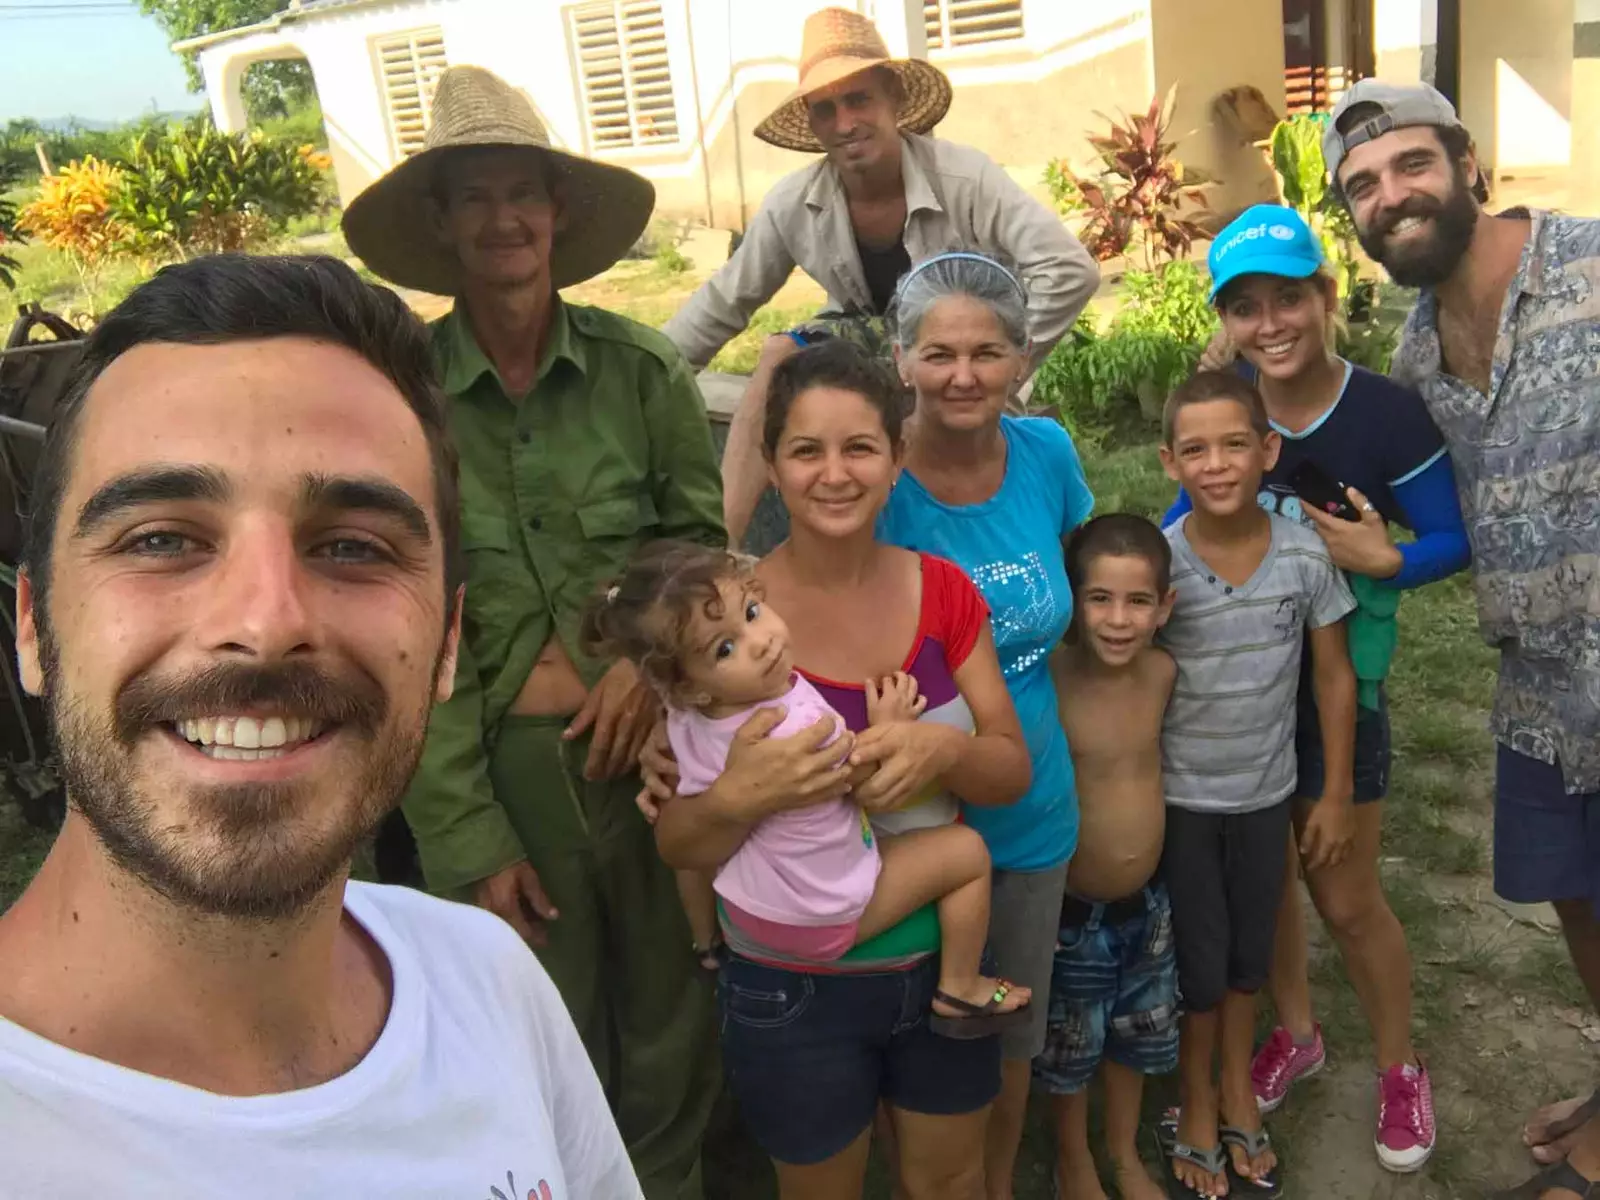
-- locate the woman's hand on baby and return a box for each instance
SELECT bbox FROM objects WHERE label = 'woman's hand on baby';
[1303,485,1405,579]
[864,671,927,725]
[721,706,856,820]
[848,722,962,813]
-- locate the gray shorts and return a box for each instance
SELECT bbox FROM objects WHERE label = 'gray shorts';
[988,861,1071,1060]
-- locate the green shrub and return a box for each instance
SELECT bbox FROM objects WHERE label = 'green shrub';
[1033,261,1218,446]
[112,118,329,257]
[653,242,692,276]
[0,162,24,290]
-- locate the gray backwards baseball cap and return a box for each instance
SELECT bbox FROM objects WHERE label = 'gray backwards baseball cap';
[1324,80,1465,181]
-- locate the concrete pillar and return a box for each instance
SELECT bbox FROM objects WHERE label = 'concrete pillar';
[875,0,930,59]
[1374,0,1428,84]
[1576,0,1600,212]
[201,50,249,134]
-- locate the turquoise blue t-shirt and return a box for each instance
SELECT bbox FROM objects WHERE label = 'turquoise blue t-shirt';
[877,416,1095,871]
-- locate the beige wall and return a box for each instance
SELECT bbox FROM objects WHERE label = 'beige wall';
[652,33,1156,229]
[936,36,1153,200]
[1576,1,1600,211]
[1461,0,1574,172]
[1149,0,1287,218]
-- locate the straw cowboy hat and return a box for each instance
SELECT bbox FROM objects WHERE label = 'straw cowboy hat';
[343,65,655,296]
[754,7,953,153]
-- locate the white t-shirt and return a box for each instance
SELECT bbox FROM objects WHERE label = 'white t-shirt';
[0,881,643,1200]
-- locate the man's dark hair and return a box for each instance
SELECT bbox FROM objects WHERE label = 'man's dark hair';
[1162,370,1271,446]
[22,253,462,623]
[1066,513,1173,596]
[763,338,908,459]
[1331,101,1490,205]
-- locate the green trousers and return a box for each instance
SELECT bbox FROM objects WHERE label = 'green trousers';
[489,715,718,1200]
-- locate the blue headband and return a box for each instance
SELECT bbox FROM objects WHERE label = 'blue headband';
[892,251,1027,309]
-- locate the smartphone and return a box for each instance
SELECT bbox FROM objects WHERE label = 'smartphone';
[1289,460,1362,522]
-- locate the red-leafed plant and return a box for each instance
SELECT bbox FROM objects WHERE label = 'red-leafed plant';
[1045,85,1215,271]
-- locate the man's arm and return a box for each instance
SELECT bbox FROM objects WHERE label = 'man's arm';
[974,155,1100,373]
[401,638,526,895]
[661,205,798,372]
[645,348,730,548]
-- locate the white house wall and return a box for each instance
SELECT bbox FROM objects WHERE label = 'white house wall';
[195,0,1161,227]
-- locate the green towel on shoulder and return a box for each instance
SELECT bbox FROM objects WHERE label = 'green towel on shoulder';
[1346,573,1400,711]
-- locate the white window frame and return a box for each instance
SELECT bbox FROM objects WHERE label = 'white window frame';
[372,26,449,160]
[567,0,683,153]
[923,0,1026,54]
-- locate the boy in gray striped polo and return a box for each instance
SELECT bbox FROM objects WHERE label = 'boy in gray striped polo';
[1154,371,1357,1200]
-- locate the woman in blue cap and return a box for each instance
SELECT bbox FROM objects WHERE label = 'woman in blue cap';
[1165,203,1469,1177]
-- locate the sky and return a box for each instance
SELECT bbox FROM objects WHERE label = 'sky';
[0,1,203,124]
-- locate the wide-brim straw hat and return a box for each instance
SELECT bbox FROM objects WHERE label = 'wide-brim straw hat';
[343,65,655,296]
[754,7,952,153]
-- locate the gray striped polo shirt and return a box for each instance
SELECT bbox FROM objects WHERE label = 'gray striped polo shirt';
[1159,513,1356,814]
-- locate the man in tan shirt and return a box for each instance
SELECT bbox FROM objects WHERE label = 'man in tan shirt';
[662,7,1099,551]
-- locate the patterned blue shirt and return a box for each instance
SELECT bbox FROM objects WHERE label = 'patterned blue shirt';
[1391,210,1600,794]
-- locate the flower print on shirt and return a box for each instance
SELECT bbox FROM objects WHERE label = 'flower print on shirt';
[488,1172,554,1200]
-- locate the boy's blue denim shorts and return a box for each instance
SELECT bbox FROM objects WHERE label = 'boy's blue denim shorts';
[718,952,1001,1165]
[1032,884,1180,1095]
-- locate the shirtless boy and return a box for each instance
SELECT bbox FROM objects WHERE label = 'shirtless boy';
[1035,514,1179,1200]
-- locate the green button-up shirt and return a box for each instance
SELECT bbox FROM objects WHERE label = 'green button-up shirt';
[403,301,726,893]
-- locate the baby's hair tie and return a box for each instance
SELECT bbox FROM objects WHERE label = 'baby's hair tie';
[605,586,620,603]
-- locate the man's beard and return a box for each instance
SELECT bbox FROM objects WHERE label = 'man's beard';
[1355,164,1480,288]
[43,643,434,922]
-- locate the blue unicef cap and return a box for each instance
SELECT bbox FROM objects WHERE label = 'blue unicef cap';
[1206,204,1324,301]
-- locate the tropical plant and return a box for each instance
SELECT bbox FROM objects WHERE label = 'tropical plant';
[1034,261,1218,445]
[0,162,25,291]
[1044,86,1215,271]
[17,158,131,289]
[1268,114,1368,312]
[112,119,329,256]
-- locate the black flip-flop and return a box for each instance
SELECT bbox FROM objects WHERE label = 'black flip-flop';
[1494,1159,1600,1199]
[928,980,1031,1040]
[1221,1125,1283,1198]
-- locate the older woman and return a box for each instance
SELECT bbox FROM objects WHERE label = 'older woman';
[880,252,1096,1197]
[653,338,1032,1199]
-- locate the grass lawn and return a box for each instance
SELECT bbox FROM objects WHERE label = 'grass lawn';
[1,249,1591,1199]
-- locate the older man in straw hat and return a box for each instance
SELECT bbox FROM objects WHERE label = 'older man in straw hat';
[663,6,1099,552]
[342,66,725,1200]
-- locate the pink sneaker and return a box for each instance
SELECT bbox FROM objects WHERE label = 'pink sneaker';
[1376,1061,1436,1173]
[1251,1024,1326,1114]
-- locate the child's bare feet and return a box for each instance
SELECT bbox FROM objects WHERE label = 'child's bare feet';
[1111,1156,1166,1200]
[1056,1156,1108,1200]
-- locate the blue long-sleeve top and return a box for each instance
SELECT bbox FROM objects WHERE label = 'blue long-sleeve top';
[1159,362,1470,589]
[1162,453,1469,589]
